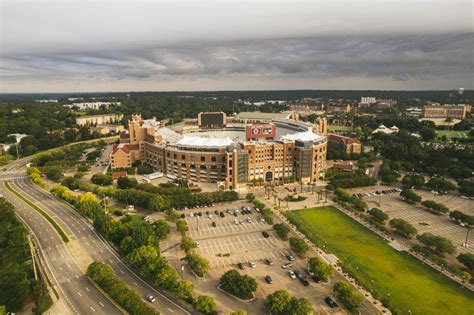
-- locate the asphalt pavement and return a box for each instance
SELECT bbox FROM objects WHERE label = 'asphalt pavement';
[0,177,122,315]
[10,177,191,315]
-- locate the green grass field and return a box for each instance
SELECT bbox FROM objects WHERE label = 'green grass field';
[285,207,474,315]
[328,125,351,132]
[436,130,469,139]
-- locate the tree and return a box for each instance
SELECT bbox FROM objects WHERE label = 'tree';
[449,210,474,225]
[389,218,417,238]
[220,270,258,300]
[333,281,363,311]
[400,189,421,204]
[457,253,474,273]
[426,178,456,192]
[273,223,290,240]
[230,311,248,315]
[402,174,425,188]
[186,253,210,277]
[180,236,196,254]
[417,233,456,256]
[176,220,188,235]
[76,192,103,219]
[172,280,194,300]
[126,246,159,279]
[153,220,170,240]
[264,290,292,315]
[421,200,449,215]
[246,193,255,201]
[308,256,334,282]
[289,237,309,257]
[147,195,167,212]
[193,295,216,315]
[46,166,63,182]
[63,129,78,142]
[286,297,314,315]
[117,176,138,189]
[368,208,389,223]
[91,173,112,186]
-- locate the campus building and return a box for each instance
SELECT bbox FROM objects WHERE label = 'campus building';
[327,134,361,154]
[75,114,123,126]
[111,113,328,190]
[422,104,469,120]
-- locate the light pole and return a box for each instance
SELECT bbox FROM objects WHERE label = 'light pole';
[464,226,471,248]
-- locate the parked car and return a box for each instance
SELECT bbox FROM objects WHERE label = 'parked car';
[195,241,200,248]
[281,263,293,269]
[238,262,245,270]
[286,254,295,261]
[265,275,273,284]
[265,258,273,266]
[288,271,296,279]
[294,270,302,279]
[325,297,338,308]
[262,231,269,238]
[249,261,256,268]
[219,212,225,218]
[306,268,314,276]
[211,221,217,227]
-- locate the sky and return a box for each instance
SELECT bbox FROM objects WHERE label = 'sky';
[0,0,473,93]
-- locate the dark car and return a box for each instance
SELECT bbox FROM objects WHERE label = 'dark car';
[262,231,269,238]
[265,275,273,284]
[233,212,238,217]
[206,211,210,215]
[299,277,310,286]
[325,297,338,308]
[237,262,245,270]
[294,270,302,279]
[180,214,185,219]
[265,258,273,266]
[211,221,217,227]
[214,210,219,215]
[219,212,225,218]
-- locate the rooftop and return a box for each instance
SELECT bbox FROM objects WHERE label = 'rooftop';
[176,135,235,147]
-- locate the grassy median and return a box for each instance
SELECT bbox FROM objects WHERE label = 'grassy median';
[285,206,474,315]
[5,181,69,243]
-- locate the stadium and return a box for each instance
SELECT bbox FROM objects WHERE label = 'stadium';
[111,112,328,190]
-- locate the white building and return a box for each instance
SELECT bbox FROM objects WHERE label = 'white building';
[35,99,58,103]
[372,124,399,135]
[8,133,28,143]
[64,102,121,110]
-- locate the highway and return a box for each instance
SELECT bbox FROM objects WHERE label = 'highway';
[9,177,191,315]
[0,176,122,315]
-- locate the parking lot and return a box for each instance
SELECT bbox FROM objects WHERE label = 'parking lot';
[206,255,345,315]
[182,200,290,268]
[348,185,474,254]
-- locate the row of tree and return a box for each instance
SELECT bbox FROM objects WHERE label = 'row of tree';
[86,261,158,315]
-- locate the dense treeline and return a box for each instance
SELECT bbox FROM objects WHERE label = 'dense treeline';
[0,102,103,156]
[0,198,32,312]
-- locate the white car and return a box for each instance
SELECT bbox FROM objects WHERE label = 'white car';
[289,271,296,279]
[146,294,156,303]
[281,263,293,269]
[234,219,240,225]
[249,261,256,268]
[208,214,213,219]
[247,217,252,223]
[189,213,194,217]
[195,241,200,248]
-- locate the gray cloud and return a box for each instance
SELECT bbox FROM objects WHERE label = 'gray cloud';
[1,1,473,92]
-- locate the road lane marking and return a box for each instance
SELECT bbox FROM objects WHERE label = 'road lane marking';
[168,308,174,313]
[77,292,82,297]
[85,286,90,292]
[99,302,104,307]
[90,306,96,312]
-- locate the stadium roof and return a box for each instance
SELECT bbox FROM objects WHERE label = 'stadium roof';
[176,135,235,147]
[279,131,323,142]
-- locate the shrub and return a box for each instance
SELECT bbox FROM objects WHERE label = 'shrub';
[368,208,389,223]
[193,295,216,315]
[421,200,449,215]
[400,189,421,204]
[186,253,209,277]
[417,233,456,256]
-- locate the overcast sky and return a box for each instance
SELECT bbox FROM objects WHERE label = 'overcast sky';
[1,1,473,92]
